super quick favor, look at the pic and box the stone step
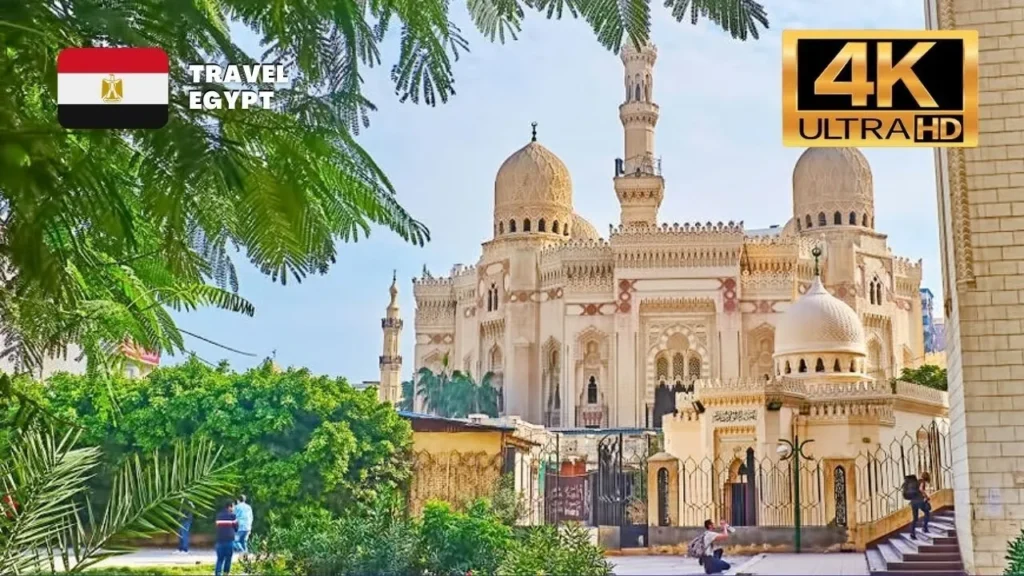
[888,560,964,572]
[890,536,917,556]
[877,541,902,565]
[867,548,887,573]
[896,533,959,553]
[874,571,965,576]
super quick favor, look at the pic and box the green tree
[0,0,769,377]
[416,357,499,418]
[24,359,413,526]
[0,429,235,574]
[896,364,948,391]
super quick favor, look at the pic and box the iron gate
[594,433,651,548]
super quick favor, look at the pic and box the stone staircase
[865,509,964,576]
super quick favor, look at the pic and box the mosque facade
[391,41,928,431]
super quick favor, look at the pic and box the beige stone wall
[926,0,1024,572]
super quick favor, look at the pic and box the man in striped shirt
[214,502,238,576]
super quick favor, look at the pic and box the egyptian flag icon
[57,47,169,129]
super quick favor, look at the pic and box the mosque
[378,41,937,438]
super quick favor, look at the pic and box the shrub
[1006,528,1024,575]
[491,473,527,526]
[498,522,612,576]
[419,499,513,576]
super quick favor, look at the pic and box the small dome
[571,214,601,240]
[775,277,866,357]
[792,148,874,231]
[493,138,573,237]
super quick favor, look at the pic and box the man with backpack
[687,519,732,574]
[902,472,932,540]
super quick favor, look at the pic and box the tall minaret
[378,270,403,405]
[614,41,664,227]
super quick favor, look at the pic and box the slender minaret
[614,40,664,227]
[378,270,403,405]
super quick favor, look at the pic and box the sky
[169,0,943,382]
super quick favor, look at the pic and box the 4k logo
[782,30,978,148]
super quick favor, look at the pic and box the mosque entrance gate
[594,433,651,548]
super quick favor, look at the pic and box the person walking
[233,495,253,553]
[701,519,732,574]
[214,501,238,576]
[176,500,194,554]
[909,471,932,540]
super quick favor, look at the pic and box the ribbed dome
[775,277,866,357]
[571,214,601,240]
[493,138,573,237]
[792,147,874,230]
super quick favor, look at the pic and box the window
[498,221,504,234]
[818,212,826,226]
[875,282,883,304]
[849,212,857,225]
[688,356,702,381]
[834,359,842,372]
[587,376,598,404]
[806,215,812,228]
[796,219,801,231]
[523,219,531,232]
[850,360,856,372]
[672,353,685,380]
[552,220,559,234]
[656,357,669,380]
[862,213,868,226]
[798,359,807,373]
[869,280,876,305]
[538,219,546,232]
[785,361,792,374]
[834,211,842,225]
[509,220,516,233]
[815,358,825,372]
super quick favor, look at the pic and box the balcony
[382,318,404,329]
[576,404,607,428]
[615,154,662,178]
[379,355,402,367]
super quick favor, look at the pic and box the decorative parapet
[893,380,948,408]
[802,380,892,400]
[610,220,745,239]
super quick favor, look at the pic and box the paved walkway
[88,548,868,575]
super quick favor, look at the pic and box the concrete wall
[647,525,848,553]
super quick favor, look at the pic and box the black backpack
[902,475,920,500]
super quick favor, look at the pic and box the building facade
[408,42,926,430]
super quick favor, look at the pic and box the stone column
[927,1,1024,572]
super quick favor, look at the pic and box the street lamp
[777,436,814,554]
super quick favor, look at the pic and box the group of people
[176,495,254,576]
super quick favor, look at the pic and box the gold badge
[101,74,123,103]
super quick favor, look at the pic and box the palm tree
[415,355,501,418]
[399,378,416,411]
[0,429,236,574]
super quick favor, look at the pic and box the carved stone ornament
[712,409,757,423]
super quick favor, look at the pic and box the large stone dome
[775,276,866,357]
[792,147,874,232]
[493,138,573,238]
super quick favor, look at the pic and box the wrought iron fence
[674,448,826,528]
[852,422,952,525]
[408,450,503,516]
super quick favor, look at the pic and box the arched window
[587,376,598,404]
[796,219,801,231]
[523,219,531,232]
[862,213,868,226]
[875,283,883,304]
[834,359,842,372]
[869,280,877,305]
[509,219,516,233]
[538,219,546,232]
[785,361,792,374]
[688,356,702,381]
[815,358,825,372]
[672,353,685,380]
[552,220,559,234]
[498,221,504,234]
[834,211,842,225]
[818,212,826,226]
[806,215,812,228]
[850,360,856,372]
[563,226,570,237]
[645,74,652,101]
[656,356,669,380]
[634,84,641,101]
[798,359,807,373]
[849,211,857,225]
